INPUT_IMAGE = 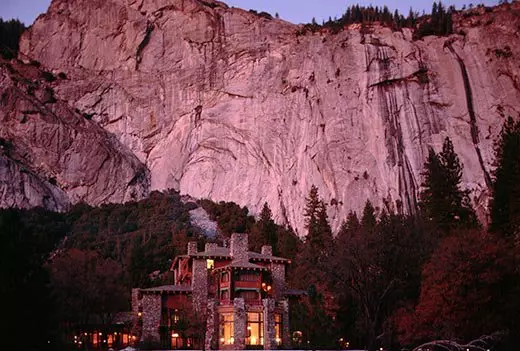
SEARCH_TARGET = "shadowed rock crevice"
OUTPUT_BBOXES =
[446,42,492,188]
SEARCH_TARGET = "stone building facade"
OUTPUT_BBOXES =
[132,233,300,350]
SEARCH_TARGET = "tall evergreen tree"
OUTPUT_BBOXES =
[249,202,278,254]
[361,200,377,232]
[303,185,333,266]
[419,137,478,233]
[292,185,337,348]
[490,117,520,237]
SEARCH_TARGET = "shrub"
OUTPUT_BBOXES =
[42,71,56,82]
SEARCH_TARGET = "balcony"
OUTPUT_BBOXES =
[234,281,260,290]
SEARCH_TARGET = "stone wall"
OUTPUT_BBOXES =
[192,258,208,314]
[187,241,198,255]
[263,298,276,350]
[205,299,217,350]
[271,263,286,300]
[131,289,142,342]
[141,293,162,343]
[230,233,248,261]
[261,245,273,256]
[233,298,246,350]
[281,300,291,348]
[205,242,218,252]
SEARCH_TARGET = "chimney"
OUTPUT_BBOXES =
[187,241,198,255]
[261,245,273,256]
[205,242,218,253]
[230,233,248,261]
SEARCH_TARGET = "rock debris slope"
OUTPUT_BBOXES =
[14,0,520,233]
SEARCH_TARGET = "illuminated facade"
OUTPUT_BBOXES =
[132,233,298,349]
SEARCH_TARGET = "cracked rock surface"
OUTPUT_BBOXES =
[14,0,520,233]
[0,60,150,210]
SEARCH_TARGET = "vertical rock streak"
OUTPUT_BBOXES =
[446,43,492,188]
[374,45,418,213]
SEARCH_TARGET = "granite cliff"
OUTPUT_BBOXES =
[7,0,520,234]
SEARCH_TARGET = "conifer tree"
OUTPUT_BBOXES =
[490,117,520,237]
[303,185,333,265]
[361,200,377,232]
[419,137,478,233]
[250,202,278,253]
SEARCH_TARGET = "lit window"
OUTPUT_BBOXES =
[275,313,282,345]
[246,312,264,346]
[219,313,234,345]
[207,259,214,269]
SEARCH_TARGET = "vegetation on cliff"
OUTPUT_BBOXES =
[0,18,25,59]
[298,1,456,39]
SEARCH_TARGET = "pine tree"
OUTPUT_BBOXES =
[361,200,377,232]
[303,185,333,265]
[490,117,520,237]
[250,202,278,253]
[419,137,478,233]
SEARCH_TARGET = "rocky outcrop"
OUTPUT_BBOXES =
[15,0,520,233]
[0,59,150,210]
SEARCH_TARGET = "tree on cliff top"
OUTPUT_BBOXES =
[0,18,25,59]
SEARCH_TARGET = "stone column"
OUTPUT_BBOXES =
[263,298,276,350]
[205,299,217,350]
[270,263,286,300]
[141,293,162,344]
[131,289,142,343]
[233,297,246,350]
[187,241,198,255]
[230,233,248,260]
[192,258,208,314]
[261,245,273,256]
[281,299,291,348]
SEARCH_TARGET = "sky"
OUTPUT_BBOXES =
[1,0,500,26]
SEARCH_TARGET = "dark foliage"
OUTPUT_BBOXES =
[200,199,301,260]
[66,190,200,288]
[419,137,479,234]
[413,2,454,40]
[490,117,520,237]
[297,2,455,40]
[297,4,420,35]
[0,18,25,59]
[199,199,255,236]
[0,208,69,349]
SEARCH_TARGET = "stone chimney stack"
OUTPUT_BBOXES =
[187,241,198,255]
[205,242,218,253]
[230,233,248,261]
[261,245,273,256]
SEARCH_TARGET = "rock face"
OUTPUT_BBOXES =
[0,60,150,210]
[13,0,520,233]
